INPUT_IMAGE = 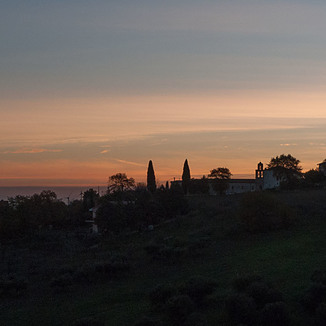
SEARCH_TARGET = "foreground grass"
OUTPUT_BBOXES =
[1,189,326,325]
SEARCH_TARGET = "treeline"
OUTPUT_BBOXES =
[0,189,98,240]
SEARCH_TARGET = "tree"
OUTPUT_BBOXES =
[83,188,99,211]
[107,173,135,194]
[304,169,325,186]
[147,160,156,193]
[208,167,232,195]
[267,154,302,188]
[208,167,232,180]
[182,159,191,194]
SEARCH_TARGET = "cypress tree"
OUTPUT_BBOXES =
[182,159,191,194]
[147,160,156,193]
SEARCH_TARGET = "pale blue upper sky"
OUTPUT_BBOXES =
[2,0,326,98]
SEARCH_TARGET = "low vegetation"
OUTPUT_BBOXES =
[1,185,326,325]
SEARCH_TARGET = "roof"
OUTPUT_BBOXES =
[228,179,256,184]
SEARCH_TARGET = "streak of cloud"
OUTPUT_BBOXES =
[2,148,63,154]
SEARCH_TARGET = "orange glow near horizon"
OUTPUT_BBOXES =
[1,91,326,187]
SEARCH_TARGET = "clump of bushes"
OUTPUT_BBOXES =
[238,192,294,232]
[144,235,211,262]
[73,318,105,326]
[0,277,28,298]
[145,276,217,326]
[302,269,326,324]
[225,274,289,326]
[50,254,130,290]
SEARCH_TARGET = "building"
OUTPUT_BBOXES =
[171,161,282,195]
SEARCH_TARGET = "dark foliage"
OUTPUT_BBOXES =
[316,302,326,325]
[133,316,163,326]
[179,277,217,306]
[225,293,257,325]
[259,302,290,326]
[147,160,157,193]
[232,274,263,292]
[238,192,294,232]
[166,295,195,325]
[188,177,209,195]
[183,312,208,326]
[149,284,177,307]
[182,159,191,194]
[246,281,283,309]
[302,284,326,312]
[73,318,105,326]
[0,277,28,298]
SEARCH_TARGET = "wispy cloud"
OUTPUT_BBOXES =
[115,159,145,167]
[2,148,63,154]
[100,149,110,154]
[280,143,297,147]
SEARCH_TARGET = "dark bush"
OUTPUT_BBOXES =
[73,318,104,326]
[149,284,177,307]
[0,278,28,298]
[246,281,283,309]
[232,274,263,292]
[316,302,326,325]
[50,273,73,288]
[133,316,163,326]
[259,302,290,326]
[225,293,257,325]
[183,312,208,326]
[238,192,294,233]
[166,295,195,325]
[311,270,326,285]
[302,284,326,312]
[179,277,217,306]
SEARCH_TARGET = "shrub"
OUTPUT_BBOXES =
[183,312,208,326]
[316,302,326,325]
[302,284,326,312]
[238,192,294,233]
[246,281,283,309]
[50,273,73,289]
[0,278,28,298]
[149,284,177,307]
[225,293,257,325]
[73,318,104,326]
[232,274,263,292]
[179,277,217,307]
[133,316,162,326]
[259,302,290,326]
[166,295,195,325]
[311,270,326,285]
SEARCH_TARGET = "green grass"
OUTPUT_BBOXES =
[1,189,326,325]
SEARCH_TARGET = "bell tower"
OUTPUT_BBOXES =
[255,162,264,179]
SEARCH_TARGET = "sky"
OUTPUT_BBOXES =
[1,0,326,186]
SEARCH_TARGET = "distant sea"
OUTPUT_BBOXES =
[0,186,108,204]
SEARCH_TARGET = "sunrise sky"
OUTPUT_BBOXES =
[1,0,326,186]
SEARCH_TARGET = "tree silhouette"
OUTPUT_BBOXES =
[208,167,232,195]
[182,159,191,194]
[107,173,135,194]
[267,154,302,188]
[147,160,156,193]
[208,167,232,180]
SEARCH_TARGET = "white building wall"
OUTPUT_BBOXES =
[263,169,281,190]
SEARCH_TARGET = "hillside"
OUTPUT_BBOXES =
[1,189,326,325]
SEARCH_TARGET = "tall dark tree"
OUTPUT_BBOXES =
[182,159,191,194]
[147,160,156,193]
[267,154,303,188]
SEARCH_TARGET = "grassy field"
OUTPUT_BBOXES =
[1,189,326,325]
